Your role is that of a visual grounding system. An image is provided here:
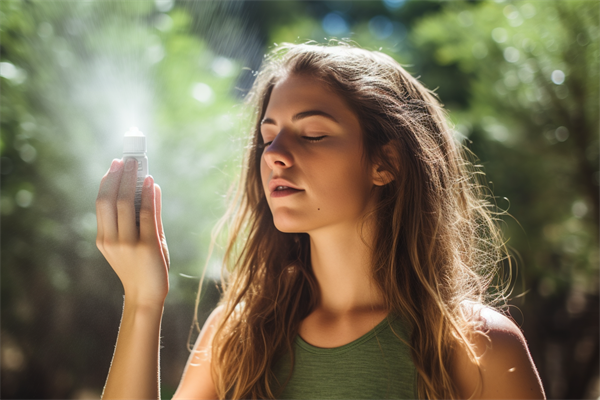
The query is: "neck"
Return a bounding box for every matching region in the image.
[308,218,385,316]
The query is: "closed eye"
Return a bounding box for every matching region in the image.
[303,135,327,142]
[261,135,326,148]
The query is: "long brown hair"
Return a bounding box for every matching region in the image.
[195,42,510,399]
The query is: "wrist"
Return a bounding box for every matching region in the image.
[122,290,167,312]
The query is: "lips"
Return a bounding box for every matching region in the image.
[269,178,304,198]
[271,188,302,198]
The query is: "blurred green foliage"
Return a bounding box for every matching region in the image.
[409,4,599,395]
[413,1,599,288]
[1,0,598,398]
[1,1,242,397]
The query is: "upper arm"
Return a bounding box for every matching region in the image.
[451,307,546,399]
[172,306,224,400]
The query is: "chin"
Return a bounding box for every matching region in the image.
[273,220,303,234]
[272,213,308,234]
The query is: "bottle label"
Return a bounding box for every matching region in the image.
[123,155,148,227]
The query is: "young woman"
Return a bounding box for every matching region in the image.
[96,43,546,399]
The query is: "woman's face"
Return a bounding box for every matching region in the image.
[260,74,378,234]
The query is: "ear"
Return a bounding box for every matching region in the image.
[371,142,398,187]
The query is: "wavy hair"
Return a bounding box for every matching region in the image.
[193,42,511,399]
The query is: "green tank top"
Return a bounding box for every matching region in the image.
[271,314,418,399]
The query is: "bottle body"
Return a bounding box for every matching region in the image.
[123,153,148,226]
[123,127,148,227]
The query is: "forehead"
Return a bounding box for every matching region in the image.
[265,74,358,123]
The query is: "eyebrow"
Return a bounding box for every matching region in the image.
[260,110,339,126]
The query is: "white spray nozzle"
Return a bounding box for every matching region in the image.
[124,126,146,154]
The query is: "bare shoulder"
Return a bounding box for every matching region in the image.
[172,305,225,400]
[451,303,546,399]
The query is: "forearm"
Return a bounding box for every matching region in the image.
[102,297,164,400]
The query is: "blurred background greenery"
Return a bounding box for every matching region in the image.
[1,0,598,398]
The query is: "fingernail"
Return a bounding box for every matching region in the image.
[110,159,121,172]
[125,158,135,172]
[144,175,153,188]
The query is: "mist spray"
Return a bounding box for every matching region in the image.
[123,127,148,226]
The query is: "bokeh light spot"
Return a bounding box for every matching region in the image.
[520,3,536,19]
[458,11,473,27]
[1,342,25,372]
[472,42,488,59]
[155,0,174,12]
[155,13,173,32]
[322,13,349,36]
[492,27,508,43]
[577,33,589,46]
[518,66,534,83]
[212,56,236,77]
[0,62,27,84]
[503,5,520,19]
[503,70,519,88]
[566,290,586,315]
[1,196,15,215]
[572,201,588,218]
[37,21,53,38]
[369,16,394,40]
[192,82,214,104]
[503,47,520,63]
[383,0,406,10]
[551,69,565,85]
[555,126,569,142]
[19,144,37,163]
[146,45,165,64]
[15,189,33,208]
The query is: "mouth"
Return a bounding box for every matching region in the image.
[274,185,295,191]
[271,185,303,198]
[268,178,303,194]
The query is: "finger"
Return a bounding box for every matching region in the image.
[117,158,139,242]
[96,162,112,242]
[96,201,104,249]
[155,184,164,241]
[96,159,124,243]
[154,184,170,270]
[140,175,158,244]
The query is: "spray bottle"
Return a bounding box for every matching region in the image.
[123,127,148,226]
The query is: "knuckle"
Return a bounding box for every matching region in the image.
[139,208,154,221]
[119,237,137,248]
[102,237,117,248]
[116,196,132,210]
[95,196,108,208]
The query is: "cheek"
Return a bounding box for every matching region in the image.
[312,156,372,209]
[260,155,269,189]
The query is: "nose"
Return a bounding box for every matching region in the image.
[263,131,294,169]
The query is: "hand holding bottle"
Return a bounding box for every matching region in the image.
[96,158,170,306]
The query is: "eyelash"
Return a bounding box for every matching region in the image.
[262,136,327,147]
